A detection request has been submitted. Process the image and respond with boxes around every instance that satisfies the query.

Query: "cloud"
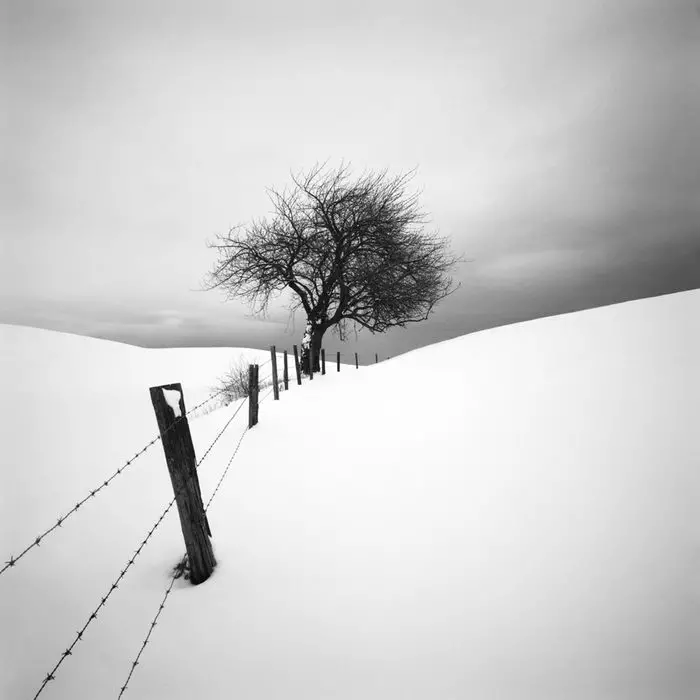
[2,0,697,353]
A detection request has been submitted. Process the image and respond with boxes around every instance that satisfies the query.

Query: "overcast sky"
[2,0,698,359]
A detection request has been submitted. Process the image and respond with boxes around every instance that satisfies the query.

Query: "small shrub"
[213,355,282,406]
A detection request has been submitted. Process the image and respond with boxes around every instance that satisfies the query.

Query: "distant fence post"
[283,350,289,390]
[293,345,302,385]
[270,346,279,400]
[355,352,359,369]
[248,364,259,427]
[149,382,216,585]
[375,353,378,364]
[321,349,326,375]
[337,351,340,372]
[309,349,314,381]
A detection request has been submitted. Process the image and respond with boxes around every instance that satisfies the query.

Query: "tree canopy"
[205,164,460,371]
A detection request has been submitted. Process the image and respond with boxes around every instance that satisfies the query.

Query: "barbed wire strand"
[32,498,177,699]
[31,366,288,695]
[33,393,252,695]
[259,386,275,404]
[206,388,277,513]
[1,387,237,577]
[116,555,187,699]
[180,385,230,419]
[195,397,247,468]
[118,418,253,696]
[195,382,274,524]
[204,427,250,512]
[1,437,162,576]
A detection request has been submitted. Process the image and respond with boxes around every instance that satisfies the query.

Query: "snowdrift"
[1,290,698,700]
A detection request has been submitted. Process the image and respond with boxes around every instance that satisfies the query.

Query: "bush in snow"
[213,355,281,406]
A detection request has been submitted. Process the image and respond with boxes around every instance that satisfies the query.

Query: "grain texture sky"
[2,0,698,356]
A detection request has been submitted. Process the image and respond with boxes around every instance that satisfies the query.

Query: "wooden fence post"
[283,350,289,390]
[293,345,302,385]
[309,349,314,381]
[355,352,359,369]
[321,349,326,375]
[248,364,259,427]
[337,351,340,372]
[375,353,378,364]
[149,383,216,585]
[270,346,279,400]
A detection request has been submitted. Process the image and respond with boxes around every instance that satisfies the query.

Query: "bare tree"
[205,164,460,373]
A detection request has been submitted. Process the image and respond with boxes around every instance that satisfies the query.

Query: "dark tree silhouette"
[205,164,460,373]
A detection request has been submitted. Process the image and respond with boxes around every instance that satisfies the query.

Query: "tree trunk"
[301,321,325,375]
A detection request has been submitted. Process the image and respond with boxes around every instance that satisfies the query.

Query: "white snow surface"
[161,388,182,418]
[1,291,698,700]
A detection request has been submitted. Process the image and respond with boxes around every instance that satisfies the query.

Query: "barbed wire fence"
[1,385,234,577]
[6,345,387,697]
[116,554,186,700]
[195,396,248,466]
[32,499,178,699]
[31,391,250,698]
[117,420,252,696]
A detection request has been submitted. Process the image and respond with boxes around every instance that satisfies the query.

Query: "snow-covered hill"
[1,290,698,700]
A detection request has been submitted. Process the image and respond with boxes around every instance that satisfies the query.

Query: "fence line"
[117,387,271,694]
[195,397,247,468]
[116,555,187,699]
[1,435,161,576]
[30,395,250,697]
[32,499,177,699]
[205,425,250,512]
[117,412,252,694]
[1,384,235,577]
[259,385,275,404]
[182,385,231,417]
[17,345,387,696]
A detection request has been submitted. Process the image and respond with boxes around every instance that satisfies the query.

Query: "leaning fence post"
[321,349,326,375]
[355,352,359,369]
[270,346,279,400]
[283,350,289,390]
[337,351,340,372]
[293,345,302,385]
[149,383,216,585]
[248,364,259,427]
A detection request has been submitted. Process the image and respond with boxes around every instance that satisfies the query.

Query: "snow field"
[1,290,698,699]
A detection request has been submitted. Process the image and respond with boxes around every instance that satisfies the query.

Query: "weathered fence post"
[293,345,302,385]
[283,350,289,390]
[355,352,359,369]
[375,353,378,364]
[149,383,216,585]
[337,351,340,372]
[270,346,279,400]
[248,364,259,427]
[321,349,326,375]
